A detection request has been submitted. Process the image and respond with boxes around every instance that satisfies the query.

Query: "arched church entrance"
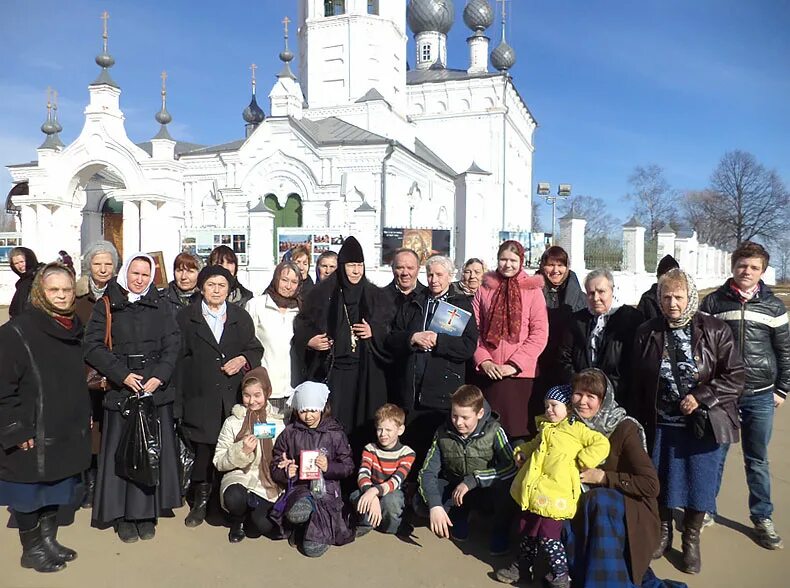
[265,193,302,260]
[70,164,127,262]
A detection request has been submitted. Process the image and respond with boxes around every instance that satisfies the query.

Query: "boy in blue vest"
[415,384,517,555]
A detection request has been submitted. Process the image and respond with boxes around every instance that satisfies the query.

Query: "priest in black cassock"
[292,237,390,451]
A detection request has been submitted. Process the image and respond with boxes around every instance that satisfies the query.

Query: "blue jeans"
[350,489,405,534]
[716,390,774,521]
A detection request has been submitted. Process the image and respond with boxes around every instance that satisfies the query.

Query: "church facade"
[5,0,535,291]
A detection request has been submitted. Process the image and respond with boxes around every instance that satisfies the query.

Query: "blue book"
[428,301,472,337]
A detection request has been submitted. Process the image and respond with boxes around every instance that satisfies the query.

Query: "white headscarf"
[288,381,330,413]
[117,252,156,303]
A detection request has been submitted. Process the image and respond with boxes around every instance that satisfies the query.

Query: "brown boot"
[652,507,673,559]
[681,509,705,574]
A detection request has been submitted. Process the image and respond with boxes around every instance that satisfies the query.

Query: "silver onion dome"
[155,107,172,125]
[40,118,58,135]
[463,0,494,31]
[242,94,265,124]
[95,51,115,69]
[407,0,455,35]
[491,39,516,71]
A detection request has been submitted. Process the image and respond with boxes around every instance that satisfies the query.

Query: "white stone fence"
[557,214,776,306]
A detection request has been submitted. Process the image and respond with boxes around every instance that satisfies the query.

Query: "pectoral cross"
[446,308,461,326]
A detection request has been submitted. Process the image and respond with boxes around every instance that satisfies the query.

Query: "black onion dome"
[408,0,455,35]
[243,93,265,124]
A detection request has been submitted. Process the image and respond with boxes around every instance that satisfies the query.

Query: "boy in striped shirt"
[352,404,416,537]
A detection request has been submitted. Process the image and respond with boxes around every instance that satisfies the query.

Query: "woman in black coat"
[0,263,91,573]
[177,265,263,528]
[386,255,478,461]
[292,237,390,450]
[83,253,181,543]
[8,246,44,319]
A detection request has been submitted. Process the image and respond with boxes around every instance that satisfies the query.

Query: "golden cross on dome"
[46,86,52,112]
[282,16,290,37]
[101,11,110,51]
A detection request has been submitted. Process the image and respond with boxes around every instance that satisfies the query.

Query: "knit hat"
[197,265,234,291]
[338,236,364,265]
[656,254,680,277]
[288,381,330,412]
[545,384,572,405]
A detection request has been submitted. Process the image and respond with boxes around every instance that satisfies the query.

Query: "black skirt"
[92,404,181,527]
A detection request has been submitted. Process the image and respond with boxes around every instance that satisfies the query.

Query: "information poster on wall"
[181,229,249,266]
[381,228,451,265]
[0,234,21,264]
[277,228,345,265]
[499,231,550,267]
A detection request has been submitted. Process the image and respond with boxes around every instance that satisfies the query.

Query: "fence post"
[558,211,587,277]
[656,224,676,268]
[622,216,645,273]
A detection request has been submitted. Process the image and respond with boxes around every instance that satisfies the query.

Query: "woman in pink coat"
[473,241,549,438]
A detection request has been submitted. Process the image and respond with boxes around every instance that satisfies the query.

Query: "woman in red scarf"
[472,241,549,438]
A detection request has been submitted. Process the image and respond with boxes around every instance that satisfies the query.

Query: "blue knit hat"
[545,385,572,405]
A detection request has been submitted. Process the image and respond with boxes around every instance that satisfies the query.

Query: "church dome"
[463,0,494,31]
[491,39,516,71]
[155,107,172,125]
[242,94,265,124]
[408,0,455,35]
[40,119,58,135]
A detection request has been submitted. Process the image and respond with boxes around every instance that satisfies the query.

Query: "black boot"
[652,507,673,559]
[228,520,245,543]
[185,482,211,528]
[39,510,77,563]
[81,468,96,509]
[681,509,705,574]
[19,525,66,573]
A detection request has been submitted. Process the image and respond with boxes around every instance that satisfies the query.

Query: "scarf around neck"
[202,300,227,343]
[484,270,524,347]
[89,276,108,301]
[30,263,76,318]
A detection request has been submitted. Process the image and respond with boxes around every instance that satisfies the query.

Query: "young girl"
[213,367,284,543]
[496,385,610,588]
[270,381,355,557]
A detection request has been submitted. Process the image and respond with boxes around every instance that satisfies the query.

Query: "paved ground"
[1,303,788,587]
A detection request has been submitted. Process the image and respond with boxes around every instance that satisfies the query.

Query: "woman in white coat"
[213,368,284,542]
[245,261,303,422]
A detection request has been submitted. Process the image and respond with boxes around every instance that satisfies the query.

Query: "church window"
[265,193,303,260]
[421,44,432,62]
[324,0,345,16]
[367,0,379,15]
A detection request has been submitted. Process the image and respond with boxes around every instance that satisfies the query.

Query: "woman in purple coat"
[270,381,354,557]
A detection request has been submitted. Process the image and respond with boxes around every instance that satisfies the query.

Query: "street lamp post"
[537,182,572,245]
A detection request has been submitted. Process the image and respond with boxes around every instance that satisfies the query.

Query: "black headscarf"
[330,237,369,360]
[10,247,40,279]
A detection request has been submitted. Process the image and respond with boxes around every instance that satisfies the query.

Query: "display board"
[499,231,550,267]
[181,229,249,266]
[0,234,21,264]
[277,228,345,265]
[381,228,451,265]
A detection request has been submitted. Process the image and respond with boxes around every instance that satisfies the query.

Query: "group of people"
[0,235,786,587]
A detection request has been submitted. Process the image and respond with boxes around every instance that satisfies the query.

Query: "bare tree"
[708,150,789,245]
[531,198,544,232]
[624,164,678,239]
[558,194,618,240]
[773,237,790,283]
[681,189,731,247]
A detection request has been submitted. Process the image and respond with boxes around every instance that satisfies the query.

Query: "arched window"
[265,194,303,260]
[324,0,345,16]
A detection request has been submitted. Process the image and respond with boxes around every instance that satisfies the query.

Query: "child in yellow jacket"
[495,385,610,588]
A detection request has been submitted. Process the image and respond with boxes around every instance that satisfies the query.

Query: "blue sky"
[1,0,788,229]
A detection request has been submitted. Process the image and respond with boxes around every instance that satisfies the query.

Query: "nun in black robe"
[292,237,390,451]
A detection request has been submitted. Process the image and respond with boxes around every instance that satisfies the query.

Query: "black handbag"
[115,394,161,487]
[666,331,713,441]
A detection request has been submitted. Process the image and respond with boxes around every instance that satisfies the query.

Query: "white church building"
[4,0,536,294]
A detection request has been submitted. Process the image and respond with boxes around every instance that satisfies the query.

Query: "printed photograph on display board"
[181,229,248,265]
[499,231,550,267]
[0,234,21,264]
[381,228,451,265]
[147,251,169,289]
[277,228,345,265]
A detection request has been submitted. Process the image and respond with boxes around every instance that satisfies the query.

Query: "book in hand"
[299,450,322,480]
[428,300,472,337]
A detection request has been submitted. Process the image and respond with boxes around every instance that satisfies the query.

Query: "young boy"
[416,385,517,555]
[352,404,416,536]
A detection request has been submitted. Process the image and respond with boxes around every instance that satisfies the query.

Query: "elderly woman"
[452,257,486,299]
[163,252,202,311]
[387,255,479,460]
[176,265,263,528]
[292,236,390,448]
[315,250,338,283]
[83,253,181,543]
[74,239,120,508]
[631,268,744,574]
[209,245,253,308]
[558,268,644,408]
[246,261,302,423]
[472,240,548,438]
[0,264,91,573]
[9,247,43,319]
[558,368,663,588]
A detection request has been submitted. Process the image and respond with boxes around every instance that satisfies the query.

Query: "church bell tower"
[298,0,407,112]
